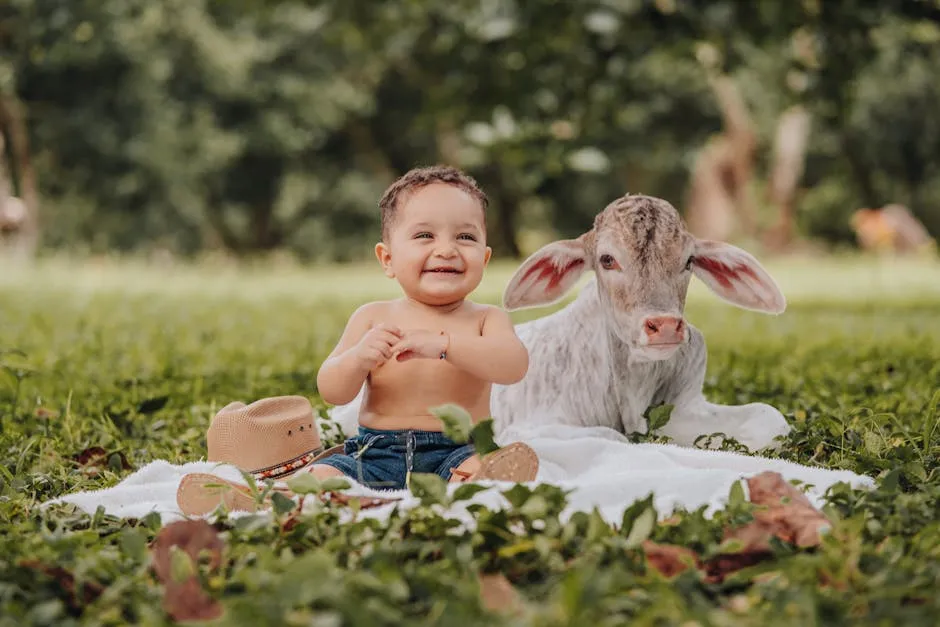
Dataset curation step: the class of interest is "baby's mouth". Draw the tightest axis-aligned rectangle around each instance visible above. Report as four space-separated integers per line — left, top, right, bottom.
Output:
424 267 463 274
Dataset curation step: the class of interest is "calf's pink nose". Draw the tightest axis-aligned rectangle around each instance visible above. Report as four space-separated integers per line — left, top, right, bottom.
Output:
643 316 685 345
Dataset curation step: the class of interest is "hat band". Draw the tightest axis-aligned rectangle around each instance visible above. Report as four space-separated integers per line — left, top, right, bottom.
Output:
250 447 324 482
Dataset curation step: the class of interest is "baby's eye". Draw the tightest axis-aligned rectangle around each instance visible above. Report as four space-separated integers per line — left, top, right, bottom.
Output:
414 232 433 239
457 233 477 241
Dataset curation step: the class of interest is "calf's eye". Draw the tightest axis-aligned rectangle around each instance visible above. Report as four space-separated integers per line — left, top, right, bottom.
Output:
599 254 618 270
684 256 694 271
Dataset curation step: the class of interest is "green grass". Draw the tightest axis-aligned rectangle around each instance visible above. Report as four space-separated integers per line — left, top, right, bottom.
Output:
1 256 939 626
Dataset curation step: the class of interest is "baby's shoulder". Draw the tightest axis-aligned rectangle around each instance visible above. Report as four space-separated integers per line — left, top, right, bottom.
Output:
348 300 397 325
464 301 509 327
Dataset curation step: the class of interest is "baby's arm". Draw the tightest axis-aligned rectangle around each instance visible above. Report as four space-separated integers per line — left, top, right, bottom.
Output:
448 307 528 384
418 307 528 385
316 303 400 405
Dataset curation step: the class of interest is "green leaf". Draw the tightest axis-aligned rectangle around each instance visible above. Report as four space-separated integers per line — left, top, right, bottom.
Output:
903 461 927 482
319 477 352 492
715 538 746 554
469 419 499 456
728 480 746 507
141 511 163 531
286 472 322 495
409 472 448 506
863 430 884 456
271 491 297 515
119 528 148 561
452 483 489 502
620 493 655 533
430 404 473 443
169 546 195 583
502 483 535 509
923 389 940 453
29 600 64 623
519 495 550 519
623 506 656 548
644 404 674 432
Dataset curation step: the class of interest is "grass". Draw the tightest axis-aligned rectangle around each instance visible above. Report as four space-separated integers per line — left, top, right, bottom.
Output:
1 255 939 626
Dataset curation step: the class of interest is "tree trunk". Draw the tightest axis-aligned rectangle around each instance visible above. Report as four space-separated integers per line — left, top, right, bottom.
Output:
764 105 811 251
684 75 758 242
0 94 40 260
481 165 522 259
710 76 759 238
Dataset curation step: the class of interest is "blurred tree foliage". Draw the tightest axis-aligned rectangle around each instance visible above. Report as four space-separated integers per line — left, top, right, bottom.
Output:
1 0 939 260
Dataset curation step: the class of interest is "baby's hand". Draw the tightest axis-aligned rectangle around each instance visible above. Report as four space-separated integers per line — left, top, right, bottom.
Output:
391 330 449 362
354 323 403 370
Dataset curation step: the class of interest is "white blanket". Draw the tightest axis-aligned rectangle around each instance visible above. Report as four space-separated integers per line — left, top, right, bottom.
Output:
43 424 874 526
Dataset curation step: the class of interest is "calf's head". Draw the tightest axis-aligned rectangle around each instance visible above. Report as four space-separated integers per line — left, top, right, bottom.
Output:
503 194 786 362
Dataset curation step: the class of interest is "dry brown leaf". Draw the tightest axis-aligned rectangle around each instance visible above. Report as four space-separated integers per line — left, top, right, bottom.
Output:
704 471 832 582
641 541 700 578
739 471 831 549
73 446 133 471
151 519 224 622
478 573 524 615
34 406 60 419
703 549 774 583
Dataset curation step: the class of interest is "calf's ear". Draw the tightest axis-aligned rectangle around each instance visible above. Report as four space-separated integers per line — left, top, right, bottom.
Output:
691 240 786 314
503 238 589 311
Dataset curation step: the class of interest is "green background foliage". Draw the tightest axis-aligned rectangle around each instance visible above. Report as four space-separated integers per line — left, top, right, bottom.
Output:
3 0 940 260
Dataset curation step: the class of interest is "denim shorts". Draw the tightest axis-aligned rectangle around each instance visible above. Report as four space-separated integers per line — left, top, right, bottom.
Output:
314 426 476 490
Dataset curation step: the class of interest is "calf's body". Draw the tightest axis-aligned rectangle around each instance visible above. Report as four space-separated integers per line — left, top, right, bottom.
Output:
494 276 790 450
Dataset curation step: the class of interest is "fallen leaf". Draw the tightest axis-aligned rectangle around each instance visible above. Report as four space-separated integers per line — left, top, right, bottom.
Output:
704 471 832 582
744 471 831 548
703 548 773 583
151 520 224 622
73 447 133 471
73 446 107 467
641 541 700 578
478 573 524 615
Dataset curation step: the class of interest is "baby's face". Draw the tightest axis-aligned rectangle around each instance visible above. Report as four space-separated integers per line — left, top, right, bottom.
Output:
377 183 491 306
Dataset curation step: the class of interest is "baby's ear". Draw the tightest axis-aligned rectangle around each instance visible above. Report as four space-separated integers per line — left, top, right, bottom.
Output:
375 242 395 278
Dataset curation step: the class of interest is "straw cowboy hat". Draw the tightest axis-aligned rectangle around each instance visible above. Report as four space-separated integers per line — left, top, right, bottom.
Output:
177 396 346 516
204 395 343 482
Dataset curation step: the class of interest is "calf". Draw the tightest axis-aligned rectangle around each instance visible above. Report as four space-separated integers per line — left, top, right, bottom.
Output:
493 193 789 450
330 194 791 451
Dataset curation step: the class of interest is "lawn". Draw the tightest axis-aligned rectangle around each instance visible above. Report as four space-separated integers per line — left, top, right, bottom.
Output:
1 255 939 626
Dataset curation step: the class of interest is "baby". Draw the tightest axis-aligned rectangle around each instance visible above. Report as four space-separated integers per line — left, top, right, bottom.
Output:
311 165 537 488
179 166 538 514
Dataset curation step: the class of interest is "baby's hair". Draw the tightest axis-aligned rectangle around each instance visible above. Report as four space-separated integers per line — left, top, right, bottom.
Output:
379 165 488 241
